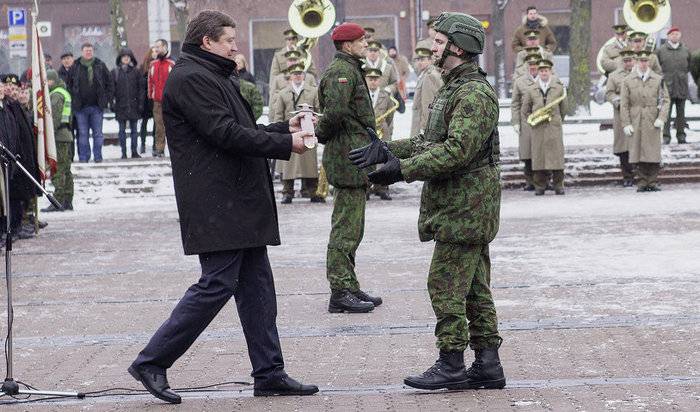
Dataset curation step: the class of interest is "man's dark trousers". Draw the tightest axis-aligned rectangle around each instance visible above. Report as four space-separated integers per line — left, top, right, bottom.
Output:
133 247 285 383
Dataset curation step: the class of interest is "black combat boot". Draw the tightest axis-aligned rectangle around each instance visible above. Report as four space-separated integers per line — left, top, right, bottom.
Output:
328 290 374 313
404 351 469 390
462 347 506 389
353 289 382 306
281 194 293 204
377 192 392 200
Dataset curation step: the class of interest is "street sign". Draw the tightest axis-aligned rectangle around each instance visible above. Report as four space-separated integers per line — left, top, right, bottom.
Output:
7 8 27 58
37 21 51 37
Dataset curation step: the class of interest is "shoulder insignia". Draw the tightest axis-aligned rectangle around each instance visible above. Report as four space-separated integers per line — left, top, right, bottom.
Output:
338 77 348 83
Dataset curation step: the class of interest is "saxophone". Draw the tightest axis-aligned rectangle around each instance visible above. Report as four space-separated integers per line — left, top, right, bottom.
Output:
527 87 567 127
374 94 400 139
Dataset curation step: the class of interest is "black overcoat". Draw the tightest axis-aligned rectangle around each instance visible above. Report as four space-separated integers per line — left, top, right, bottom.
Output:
163 44 293 255
111 49 144 121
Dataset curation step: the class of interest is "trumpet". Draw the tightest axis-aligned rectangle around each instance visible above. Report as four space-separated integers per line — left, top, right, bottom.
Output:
527 87 567 127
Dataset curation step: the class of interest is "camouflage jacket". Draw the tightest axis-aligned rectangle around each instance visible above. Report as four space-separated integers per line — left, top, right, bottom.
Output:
316 52 376 188
239 79 263 121
388 61 501 245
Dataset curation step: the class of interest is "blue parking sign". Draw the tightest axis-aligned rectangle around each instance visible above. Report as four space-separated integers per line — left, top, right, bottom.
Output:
8 8 26 27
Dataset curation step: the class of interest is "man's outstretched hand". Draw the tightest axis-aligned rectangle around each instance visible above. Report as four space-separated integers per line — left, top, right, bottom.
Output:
348 127 389 168
368 151 404 186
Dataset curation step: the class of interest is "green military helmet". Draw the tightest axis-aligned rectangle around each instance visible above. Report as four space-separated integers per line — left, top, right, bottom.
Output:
431 12 485 55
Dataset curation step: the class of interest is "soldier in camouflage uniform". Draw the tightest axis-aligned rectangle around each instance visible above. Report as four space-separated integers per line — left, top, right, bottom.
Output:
238 78 263 121
316 22 382 314
43 70 74 211
350 12 505 391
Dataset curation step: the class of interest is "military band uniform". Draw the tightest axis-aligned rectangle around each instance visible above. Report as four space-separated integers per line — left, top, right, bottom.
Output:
272 83 321 198
511 72 537 188
605 66 635 183
655 39 691 143
515 47 553 70
620 67 670 191
270 47 317 80
268 72 316 124
316 49 376 307
521 75 567 193
364 58 398 91
601 40 627 75
410 64 443 138
369 85 395 196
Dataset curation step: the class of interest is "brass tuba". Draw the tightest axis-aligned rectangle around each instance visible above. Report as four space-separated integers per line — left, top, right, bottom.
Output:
288 0 336 71
623 0 671 34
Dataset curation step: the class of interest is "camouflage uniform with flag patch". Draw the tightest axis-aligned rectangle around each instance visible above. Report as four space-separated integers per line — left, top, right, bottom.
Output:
316 51 376 295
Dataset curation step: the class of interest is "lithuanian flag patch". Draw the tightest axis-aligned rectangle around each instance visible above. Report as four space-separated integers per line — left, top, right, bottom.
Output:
338 77 348 83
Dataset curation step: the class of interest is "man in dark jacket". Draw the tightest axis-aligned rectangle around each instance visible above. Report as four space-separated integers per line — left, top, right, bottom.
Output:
58 51 74 84
656 27 691 144
69 42 113 162
128 10 318 404
112 48 144 158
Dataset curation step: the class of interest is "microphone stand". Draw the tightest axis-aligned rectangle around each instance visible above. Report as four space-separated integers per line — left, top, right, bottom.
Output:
0 142 83 399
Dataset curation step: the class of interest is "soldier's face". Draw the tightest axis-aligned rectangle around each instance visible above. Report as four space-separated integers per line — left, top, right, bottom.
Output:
202 27 238 60
286 37 297 48
623 57 635 71
631 38 644 50
526 38 539 47
416 56 430 71
432 32 463 68
538 68 551 82
291 72 304 85
366 77 380 90
638 59 649 71
367 49 379 61
345 37 368 58
528 64 538 77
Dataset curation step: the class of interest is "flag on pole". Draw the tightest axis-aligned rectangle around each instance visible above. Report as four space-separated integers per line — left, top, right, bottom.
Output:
31 9 57 181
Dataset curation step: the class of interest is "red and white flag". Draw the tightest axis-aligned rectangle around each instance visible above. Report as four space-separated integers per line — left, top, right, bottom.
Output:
31 9 57 181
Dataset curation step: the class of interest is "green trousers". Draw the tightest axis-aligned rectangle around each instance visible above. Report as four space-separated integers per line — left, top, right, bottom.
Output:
428 241 502 351
635 162 660 189
52 141 74 204
326 187 366 292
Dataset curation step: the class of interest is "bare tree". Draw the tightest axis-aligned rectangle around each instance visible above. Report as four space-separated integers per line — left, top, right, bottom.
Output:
169 0 189 45
110 0 128 53
567 0 591 115
491 0 509 99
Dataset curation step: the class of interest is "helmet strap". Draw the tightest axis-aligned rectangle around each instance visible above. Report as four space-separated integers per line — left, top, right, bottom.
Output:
436 39 461 69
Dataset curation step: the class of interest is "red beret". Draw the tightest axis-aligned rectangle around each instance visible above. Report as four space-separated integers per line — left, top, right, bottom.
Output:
331 23 365 42
667 26 680 35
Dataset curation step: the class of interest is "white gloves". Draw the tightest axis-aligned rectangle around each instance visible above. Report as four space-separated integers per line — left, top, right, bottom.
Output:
623 125 634 137
612 96 620 109
513 125 520 135
653 119 664 129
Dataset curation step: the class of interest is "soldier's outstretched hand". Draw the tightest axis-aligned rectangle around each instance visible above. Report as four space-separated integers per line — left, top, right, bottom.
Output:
368 151 404 186
348 127 389 168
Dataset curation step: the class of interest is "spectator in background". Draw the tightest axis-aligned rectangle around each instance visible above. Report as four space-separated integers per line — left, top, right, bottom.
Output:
148 39 175 157
112 48 144 159
138 47 157 154
44 53 53 69
234 54 256 84
69 42 113 163
656 27 691 144
58 50 74 85
388 46 410 100
512 6 557 53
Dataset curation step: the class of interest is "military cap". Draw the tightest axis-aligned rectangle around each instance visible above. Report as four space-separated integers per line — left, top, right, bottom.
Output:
60 50 73 59
426 16 436 27
287 63 305 74
524 46 540 54
414 47 432 58
612 24 628 34
1 73 20 85
432 12 485 54
525 30 539 39
284 50 302 60
537 59 554 69
283 29 298 39
363 27 375 34
636 50 652 60
525 53 542 65
619 48 635 59
367 40 382 50
364 67 382 77
331 22 365 42
46 69 59 83
628 31 647 41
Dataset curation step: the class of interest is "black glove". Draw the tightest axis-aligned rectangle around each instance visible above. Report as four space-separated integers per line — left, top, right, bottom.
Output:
368 151 404 186
348 127 388 168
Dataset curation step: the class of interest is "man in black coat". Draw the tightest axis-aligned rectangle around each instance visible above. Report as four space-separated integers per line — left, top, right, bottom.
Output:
128 10 318 404
68 42 113 162
111 48 144 158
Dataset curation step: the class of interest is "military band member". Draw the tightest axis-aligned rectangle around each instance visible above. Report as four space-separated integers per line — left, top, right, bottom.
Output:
605 48 637 186
514 30 554 68
366 67 394 200
269 29 317 80
620 50 670 192
268 50 316 122
410 47 443 138
316 22 381 313
521 59 567 195
627 31 662 74
365 40 399 91
511 54 541 190
601 24 628 75
388 46 411 100
272 63 323 203
514 46 554 79
656 26 691 144
415 17 437 53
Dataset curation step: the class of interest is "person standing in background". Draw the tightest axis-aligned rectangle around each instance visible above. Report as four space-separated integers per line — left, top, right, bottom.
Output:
148 39 175 157
112 48 144 159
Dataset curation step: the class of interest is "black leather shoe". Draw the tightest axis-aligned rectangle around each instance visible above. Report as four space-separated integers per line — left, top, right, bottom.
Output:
522 184 535 191
535 189 545 196
647 185 661 192
377 192 392 200
404 351 469 390
41 204 63 213
132 152 141 159
128 364 181 404
310 196 326 203
353 289 382 307
461 347 506 389
555 188 565 195
328 290 374 313
281 195 293 204
254 374 319 397
636 186 647 192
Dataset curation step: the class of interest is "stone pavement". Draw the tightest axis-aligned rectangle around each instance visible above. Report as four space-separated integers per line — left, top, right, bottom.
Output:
1 179 699 410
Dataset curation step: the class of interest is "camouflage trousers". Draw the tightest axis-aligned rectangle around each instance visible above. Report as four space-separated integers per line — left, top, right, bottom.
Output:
52 141 74 204
326 187 366 292
428 241 502 351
